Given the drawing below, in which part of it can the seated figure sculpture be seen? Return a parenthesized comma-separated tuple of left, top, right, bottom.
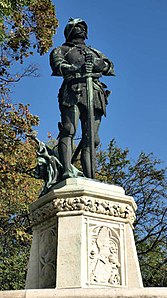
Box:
(50, 18, 115, 180)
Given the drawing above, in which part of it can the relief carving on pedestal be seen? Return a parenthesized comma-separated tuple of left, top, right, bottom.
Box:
(31, 196, 135, 226)
(39, 227, 57, 288)
(30, 201, 55, 226)
(89, 226, 121, 286)
(54, 196, 135, 224)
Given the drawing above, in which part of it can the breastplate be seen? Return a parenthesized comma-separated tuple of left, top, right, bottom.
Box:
(65, 45, 97, 68)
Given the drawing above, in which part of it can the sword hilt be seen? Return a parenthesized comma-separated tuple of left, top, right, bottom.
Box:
(85, 72, 102, 78)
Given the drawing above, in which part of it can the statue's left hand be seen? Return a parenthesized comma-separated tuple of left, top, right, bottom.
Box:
(85, 53, 106, 73)
(84, 53, 93, 73)
(85, 53, 94, 64)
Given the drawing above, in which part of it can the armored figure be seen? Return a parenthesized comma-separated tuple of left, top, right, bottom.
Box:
(50, 18, 115, 179)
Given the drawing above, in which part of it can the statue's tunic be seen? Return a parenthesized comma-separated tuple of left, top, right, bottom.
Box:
(50, 42, 115, 116)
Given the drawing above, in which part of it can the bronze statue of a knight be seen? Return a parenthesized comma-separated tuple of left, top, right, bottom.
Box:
(50, 18, 115, 180)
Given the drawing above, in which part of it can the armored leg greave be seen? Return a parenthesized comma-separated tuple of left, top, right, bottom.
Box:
(58, 136, 73, 178)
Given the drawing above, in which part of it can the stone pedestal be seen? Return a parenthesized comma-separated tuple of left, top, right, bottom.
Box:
(25, 178, 143, 289)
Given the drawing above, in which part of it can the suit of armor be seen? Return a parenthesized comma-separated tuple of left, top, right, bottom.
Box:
(50, 18, 115, 179)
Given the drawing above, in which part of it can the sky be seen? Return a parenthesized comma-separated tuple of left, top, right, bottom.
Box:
(13, 0, 167, 167)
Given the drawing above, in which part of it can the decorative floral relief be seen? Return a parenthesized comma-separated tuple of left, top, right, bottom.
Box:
(54, 196, 136, 224)
(30, 201, 55, 226)
(39, 227, 57, 288)
(89, 226, 121, 285)
(31, 196, 135, 226)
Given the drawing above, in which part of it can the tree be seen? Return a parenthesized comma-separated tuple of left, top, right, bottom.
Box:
(0, 0, 58, 290)
(0, 1, 166, 288)
(0, 100, 43, 290)
(1, 0, 58, 99)
(96, 140, 167, 287)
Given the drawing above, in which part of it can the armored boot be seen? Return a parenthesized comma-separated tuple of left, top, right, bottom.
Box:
(81, 146, 92, 178)
(58, 136, 74, 179)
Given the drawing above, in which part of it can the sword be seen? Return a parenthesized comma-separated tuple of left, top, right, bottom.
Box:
(71, 60, 101, 178)
(85, 69, 95, 178)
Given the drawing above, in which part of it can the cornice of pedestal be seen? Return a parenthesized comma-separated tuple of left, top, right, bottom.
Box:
(30, 178, 136, 227)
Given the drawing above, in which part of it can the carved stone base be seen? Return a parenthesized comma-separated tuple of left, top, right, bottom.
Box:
(25, 178, 143, 289)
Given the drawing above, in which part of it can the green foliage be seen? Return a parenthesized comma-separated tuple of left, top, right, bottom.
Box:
(0, 1, 166, 288)
(0, 1, 31, 17)
(0, 0, 58, 98)
(96, 140, 167, 287)
(1, 0, 58, 54)
(0, 0, 58, 290)
(96, 139, 130, 184)
(0, 247, 30, 290)
(0, 99, 42, 290)
(137, 238, 167, 287)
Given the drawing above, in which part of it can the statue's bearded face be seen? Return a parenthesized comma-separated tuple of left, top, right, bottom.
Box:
(70, 23, 87, 40)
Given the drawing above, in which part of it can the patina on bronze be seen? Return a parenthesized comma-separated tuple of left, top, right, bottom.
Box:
(50, 18, 115, 180)
(86, 66, 95, 178)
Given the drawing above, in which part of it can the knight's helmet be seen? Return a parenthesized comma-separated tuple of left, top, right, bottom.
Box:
(64, 17, 88, 41)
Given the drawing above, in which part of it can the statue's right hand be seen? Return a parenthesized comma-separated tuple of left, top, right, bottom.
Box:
(85, 53, 94, 64)
(84, 61, 93, 73)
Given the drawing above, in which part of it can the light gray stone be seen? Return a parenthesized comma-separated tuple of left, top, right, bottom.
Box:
(26, 218, 57, 289)
(0, 290, 25, 298)
(56, 214, 83, 288)
(26, 178, 142, 289)
(126, 225, 143, 287)
(0, 288, 167, 298)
